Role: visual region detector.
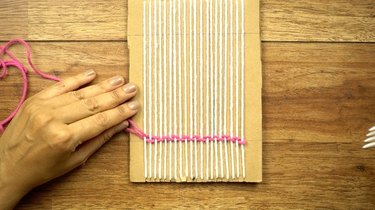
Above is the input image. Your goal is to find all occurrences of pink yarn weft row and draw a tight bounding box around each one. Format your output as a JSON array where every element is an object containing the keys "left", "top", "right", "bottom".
[{"left": 126, "top": 120, "right": 246, "bottom": 145}]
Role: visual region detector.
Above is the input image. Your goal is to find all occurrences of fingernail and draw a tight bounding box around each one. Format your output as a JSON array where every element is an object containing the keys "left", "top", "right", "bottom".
[
  {"left": 109, "top": 76, "right": 124, "bottom": 86},
  {"left": 123, "top": 83, "right": 137, "bottom": 93},
  {"left": 117, "top": 121, "right": 129, "bottom": 131},
  {"left": 123, "top": 121, "right": 129, "bottom": 128},
  {"left": 128, "top": 101, "right": 140, "bottom": 110},
  {"left": 84, "top": 69, "right": 96, "bottom": 77}
]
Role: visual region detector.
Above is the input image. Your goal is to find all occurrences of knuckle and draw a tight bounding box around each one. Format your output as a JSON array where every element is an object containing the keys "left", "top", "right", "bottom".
[
  {"left": 53, "top": 129, "right": 72, "bottom": 142},
  {"left": 110, "top": 89, "right": 122, "bottom": 101},
  {"left": 117, "top": 105, "right": 128, "bottom": 116},
  {"left": 101, "top": 131, "right": 113, "bottom": 144},
  {"left": 71, "top": 141, "right": 81, "bottom": 152},
  {"left": 32, "top": 112, "right": 53, "bottom": 126},
  {"left": 97, "top": 82, "right": 108, "bottom": 92},
  {"left": 71, "top": 76, "right": 80, "bottom": 85},
  {"left": 49, "top": 129, "right": 73, "bottom": 151},
  {"left": 82, "top": 98, "right": 99, "bottom": 112},
  {"left": 70, "top": 90, "right": 85, "bottom": 100},
  {"left": 95, "top": 113, "right": 109, "bottom": 128}
]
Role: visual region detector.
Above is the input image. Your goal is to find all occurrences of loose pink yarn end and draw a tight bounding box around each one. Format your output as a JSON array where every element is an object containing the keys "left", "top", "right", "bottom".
[
  {"left": 0, "top": 39, "right": 60, "bottom": 132},
  {"left": 126, "top": 120, "right": 246, "bottom": 145}
]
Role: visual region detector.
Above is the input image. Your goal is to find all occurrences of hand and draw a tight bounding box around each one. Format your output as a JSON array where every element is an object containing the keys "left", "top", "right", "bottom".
[{"left": 0, "top": 70, "right": 139, "bottom": 209}]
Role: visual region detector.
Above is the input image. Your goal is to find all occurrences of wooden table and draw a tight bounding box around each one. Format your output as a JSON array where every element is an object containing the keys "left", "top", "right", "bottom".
[{"left": 1, "top": 0, "right": 374, "bottom": 209}]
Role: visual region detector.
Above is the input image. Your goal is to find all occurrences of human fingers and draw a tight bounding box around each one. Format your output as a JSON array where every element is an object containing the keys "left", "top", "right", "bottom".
[
  {"left": 58, "top": 83, "right": 137, "bottom": 123},
  {"left": 68, "top": 121, "right": 129, "bottom": 167},
  {"left": 48, "top": 75, "right": 125, "bottom": 108},
  {"left": 68, "top": 100, "right": 139, "bottom": 143},
  {"left": 34, "top": 70, "right": 97, "bottom": 99}
]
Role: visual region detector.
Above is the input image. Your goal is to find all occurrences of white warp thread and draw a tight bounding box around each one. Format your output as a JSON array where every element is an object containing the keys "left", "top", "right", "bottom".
[
  {"left": 142, "top": 1, "right": 148, "bottom": 179},
  {"left": 163, "top": 0, "right": 168, "bottom": 180},
  {"left": 142, "top": 0, "right": 247, "bottom": 182},
  {"left": 241, "top": 0, "right": 246, "bottom": 178},
  {"left": 148, "top": 0, "right": 153, "bottom": 179}
]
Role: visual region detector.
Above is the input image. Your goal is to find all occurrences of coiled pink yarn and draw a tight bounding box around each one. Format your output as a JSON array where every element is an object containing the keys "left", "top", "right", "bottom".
[{"left": 0, "top": 39, "right": 60, "bottom": 132}]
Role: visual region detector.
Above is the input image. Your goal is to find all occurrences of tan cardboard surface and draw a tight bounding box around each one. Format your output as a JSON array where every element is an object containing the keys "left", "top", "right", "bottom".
[{"left": 128, "top": 0, "right": 262, "bottom": 182}]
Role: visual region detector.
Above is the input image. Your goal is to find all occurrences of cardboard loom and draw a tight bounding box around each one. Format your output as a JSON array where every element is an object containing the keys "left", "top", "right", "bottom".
[{"left": 127, "top": 0, "right": 262, "bottom": 182}]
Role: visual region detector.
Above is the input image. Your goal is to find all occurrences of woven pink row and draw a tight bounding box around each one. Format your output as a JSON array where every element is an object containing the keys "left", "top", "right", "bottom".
[
  {"left": 0, "top": 39, "right": 60, "bottom": 132},
  {"left": 126, "top": 120, "right": 246, "bottom": 145}
]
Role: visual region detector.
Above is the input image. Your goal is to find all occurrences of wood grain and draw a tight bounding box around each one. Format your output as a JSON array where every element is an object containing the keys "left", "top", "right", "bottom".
[
  {"left": 0, "top": 0, "right": 374, "bottom": 42},
  {"left": 263, "top": 42, "right": 375, "bottom": 143},
  {"left": 1, "top": 42, "right": 374, "bottom": 209},
  {"left": 0, "top": 0, "right": 28, "bottom": 39},
  {"left": 261, "top": 0, "right": 375, "bottom": 42}
]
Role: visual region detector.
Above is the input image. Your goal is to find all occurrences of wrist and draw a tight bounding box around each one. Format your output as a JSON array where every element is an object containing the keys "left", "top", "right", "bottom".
[
  {"left": 0, "top": 180, "right": 26, "bottom": 210},
  {"left": 0, "top": 164, "right": 29, "bottom": 209}
]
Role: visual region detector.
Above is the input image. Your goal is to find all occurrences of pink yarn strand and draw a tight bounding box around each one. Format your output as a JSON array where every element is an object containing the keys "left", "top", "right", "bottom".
[
  {"left": 0, "top": 39, "right": 60, "bottom": 132},
  {"left": 126, "top": 120, "right": 246, "bottom": 145}
]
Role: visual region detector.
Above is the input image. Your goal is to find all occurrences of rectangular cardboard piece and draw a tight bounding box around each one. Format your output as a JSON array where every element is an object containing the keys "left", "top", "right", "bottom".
[{"left": 128, "top": 0, "right": 262, "bottom": 182}]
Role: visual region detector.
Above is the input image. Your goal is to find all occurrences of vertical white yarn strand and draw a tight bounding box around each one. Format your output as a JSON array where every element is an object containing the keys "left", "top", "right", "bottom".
[
  {"left": 205, "top": 0, "right": 210, "bottom": 181},
  {"left": 189, "top": 0, "right": 194, "bottom": 180},
  {"left": 229, "top": 0, "right": 235, "bottom": 179},
  {"left": 169, "top": 0, "right": 173, "bottom": 180},
  {"left": 153, "top": 0, "right": 158, "bottom": 180},
  {"left": 178, "top": 0, "right": 183, "bottom": 180},
  {"left": 163, "top": 0, "right": 167, "bottom": 181},
  {"left": 218, "top": 0, "right": 224, "bottom": 179},
  {"left": 193, "top": 0, "right": 198, "bottom": 180},
  {"left": 235, "top": 0, "right": 240, "bottom": 178},
  {"left": 184, "top": 0, "right": 188, "bottom": 179},
  {"left": 241, "top": 0, "right": 246, "bottom": 179},
  {"left": 142, "top": 1, "right": 148, "bottom": 179},
  {"left": 209, "top": 0, "right": 214, "bottom": 180},
  {"left": 214, "top": 0, "right": 219, "bottom": 179},
  {"left": 199, "top": 0, "right": 204, "bottom": 180},
  {"left": 173, "top": 0, "right": 177, "bottom": 180},
  {"left": 224, "top": 0, "right": 229, "bottom": 180},
  {"left": 158, "top": 0, "right": 163, "bottom": 180},
  {"left": 148, "top": 0, "right": 153, "bottom": 180}
]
